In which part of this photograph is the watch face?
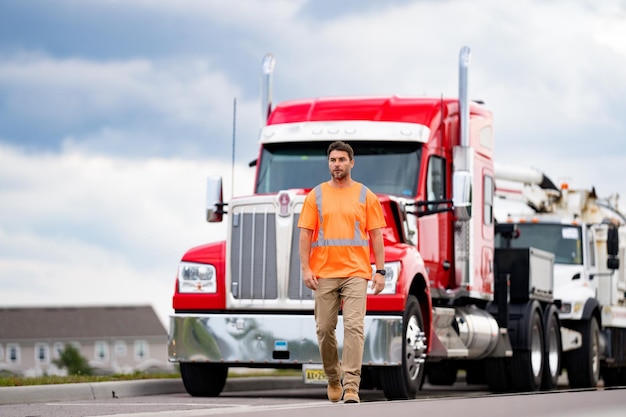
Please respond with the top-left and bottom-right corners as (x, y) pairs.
(377, 269), (386, 276)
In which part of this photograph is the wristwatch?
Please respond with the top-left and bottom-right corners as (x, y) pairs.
(375, 269), (386, 276)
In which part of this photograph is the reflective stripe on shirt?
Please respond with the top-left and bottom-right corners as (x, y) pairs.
(311, 183), (370, 248)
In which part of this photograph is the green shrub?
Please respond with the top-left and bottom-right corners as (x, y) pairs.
(53, 344), (93, 376)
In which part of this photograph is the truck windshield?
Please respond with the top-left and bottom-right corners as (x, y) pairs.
(255, 141), (422, 197)
(495, 223), (583, 265)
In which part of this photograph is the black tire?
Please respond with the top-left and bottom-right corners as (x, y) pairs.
(379, 295), (427, 399)
(564, 317), (601, 388)
(464, 361), (487, 385)
(359, 366), (379, 389)
(427, 361), (458, 386)
(541, 305), (562, 390)
(485, 357), (511, 393)
(180, 362), (228, 397)
(602, 367), (626, 387)
(510, 302), (544, 392)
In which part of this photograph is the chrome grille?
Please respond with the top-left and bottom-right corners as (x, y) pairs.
(230, 211), (278, 299)
(229, 201), (313, 302)
(288, 213), (314, 300)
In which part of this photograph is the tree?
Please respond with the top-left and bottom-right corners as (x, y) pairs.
(53, 344), (93, 376)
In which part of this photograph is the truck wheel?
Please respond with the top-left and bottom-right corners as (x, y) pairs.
(541, 305), (562, 390)
(426, 361), (458, 386)
(180, 362), (228, 397)
(379, 295), (426, 399)
(602, 367), (626, 387)
(464, 361), (487, 385)
(359, 366), (379, 389)
(484, 357), (511, 393)
(511, 302), (544, 392)
(564, 316), (600, 388)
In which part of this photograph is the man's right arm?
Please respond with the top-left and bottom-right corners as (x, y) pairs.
(299, 228), (318, 290)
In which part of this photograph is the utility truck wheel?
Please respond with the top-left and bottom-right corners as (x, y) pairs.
(511, 302), (544, 392)
(565, 317), (601, 388)
(541, 305), (562, 390)
(379, 295), (426, 399)
(180, 362), (228, 397)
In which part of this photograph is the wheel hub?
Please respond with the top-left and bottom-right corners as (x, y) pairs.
(405, 315), (427, 380)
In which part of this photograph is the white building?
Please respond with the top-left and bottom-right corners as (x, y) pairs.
(0, 305), (172, 377)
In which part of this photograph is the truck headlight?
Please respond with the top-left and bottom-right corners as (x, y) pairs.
(178, 262), (217, 293)
(368, 262), (400, 295)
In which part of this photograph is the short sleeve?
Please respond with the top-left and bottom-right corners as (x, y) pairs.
(298, 189), (318, 230)
(365, 190), (386, 231)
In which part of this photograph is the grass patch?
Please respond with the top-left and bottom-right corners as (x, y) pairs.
(0, 368), (301, 387)
(0, 372), (180, 387)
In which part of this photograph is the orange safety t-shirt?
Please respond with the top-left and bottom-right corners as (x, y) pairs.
(298, 181), (386, 279)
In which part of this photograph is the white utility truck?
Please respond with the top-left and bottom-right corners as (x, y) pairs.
(494, 164), (626, 387)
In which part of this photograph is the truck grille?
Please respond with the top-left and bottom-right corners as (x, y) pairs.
(288, 214), (313, 299)
(229, 203), (313, 302)
(231, 212), (279, 299)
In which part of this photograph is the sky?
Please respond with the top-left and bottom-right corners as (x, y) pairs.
(1, 0), (625, 327)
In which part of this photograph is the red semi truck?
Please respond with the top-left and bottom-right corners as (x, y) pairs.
(168, 47), (563, 399)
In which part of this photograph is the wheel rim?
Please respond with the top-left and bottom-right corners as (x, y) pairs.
(531, 321), (543, 377)
(405, 315), (427, 380)
(591, 325), (600, 378)
(546, 323), (560, 377)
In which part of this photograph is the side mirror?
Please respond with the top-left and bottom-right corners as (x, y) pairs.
(453, 171), (472, 221)
(607, 222), (620, 270)
(206, 176), (225, 223)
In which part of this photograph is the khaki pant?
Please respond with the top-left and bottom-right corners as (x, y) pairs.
(314, 277), (368, 392)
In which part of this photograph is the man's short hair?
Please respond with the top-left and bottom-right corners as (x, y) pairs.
(327, 141), (354, 161)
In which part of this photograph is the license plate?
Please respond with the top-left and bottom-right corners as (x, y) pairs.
(303, 364), (328, 384)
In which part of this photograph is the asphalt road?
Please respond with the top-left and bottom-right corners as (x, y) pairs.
(1, 377), (625, 417)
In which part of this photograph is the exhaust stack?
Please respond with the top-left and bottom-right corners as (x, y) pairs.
(261, 53), (276, 125)
(452, 46), (474, 289)
(458, 46), (470, 147)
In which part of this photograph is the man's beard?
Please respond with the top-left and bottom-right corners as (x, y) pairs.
(332, 170), (347, 179)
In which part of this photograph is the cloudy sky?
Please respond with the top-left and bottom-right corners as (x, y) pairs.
(1, 0), (625, 327)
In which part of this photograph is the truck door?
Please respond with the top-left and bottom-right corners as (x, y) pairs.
(419, 155), (453, 290)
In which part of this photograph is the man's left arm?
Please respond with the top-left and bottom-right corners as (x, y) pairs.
(370, 228), (385, 295)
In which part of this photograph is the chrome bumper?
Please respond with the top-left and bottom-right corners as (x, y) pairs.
(168, 313), (403, 365)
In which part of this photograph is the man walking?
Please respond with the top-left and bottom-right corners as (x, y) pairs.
(298, 140), (387, 404)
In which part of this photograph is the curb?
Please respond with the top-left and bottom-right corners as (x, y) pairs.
(0, 376), (310, 405)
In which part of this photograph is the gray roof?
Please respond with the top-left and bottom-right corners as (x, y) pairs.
(0, 305), (167, 341)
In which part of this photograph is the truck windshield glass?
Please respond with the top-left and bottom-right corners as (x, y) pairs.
(495, 223), (583, 265)
(255, 141), (422, 197)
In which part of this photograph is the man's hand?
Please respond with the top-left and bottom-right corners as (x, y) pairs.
(371, 273), (385, 295)
(302, 269), (319, 291)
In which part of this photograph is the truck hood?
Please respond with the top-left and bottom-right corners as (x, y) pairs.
(181, 241), (225, 264)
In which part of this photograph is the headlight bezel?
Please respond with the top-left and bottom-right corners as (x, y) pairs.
(177, 262), (217, 294)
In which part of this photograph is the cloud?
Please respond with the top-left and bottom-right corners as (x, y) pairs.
(0, 52), (263, 159)
(1, 0), (626, 328)
(0, 145), (255, 325)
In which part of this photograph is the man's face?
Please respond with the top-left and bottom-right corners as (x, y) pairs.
(328, 150), (354, 180)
